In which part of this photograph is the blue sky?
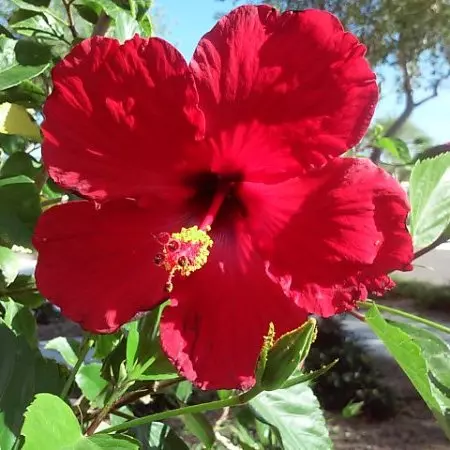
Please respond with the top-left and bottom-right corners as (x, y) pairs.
(154, 0), (450, 144)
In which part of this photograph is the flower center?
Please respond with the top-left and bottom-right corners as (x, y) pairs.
(154, 226), (213, 292)
(154, 184), (230, 293)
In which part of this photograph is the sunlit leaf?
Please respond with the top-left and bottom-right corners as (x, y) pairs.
(1, 299), (37, 347)
(376, 137), (411, 163)
(250, 382), (332, 450)
(0, 246), (20, 288)
(22, 394), (139, 449)
(366, 303), (450, 438)
(112, 11), (141, 43)
(409, 153), (450, 250)
(45, 336), (78, 366)
(0, 37), (48, 91)
(76, 363), (108, 407)
(0, 103), (41, 141)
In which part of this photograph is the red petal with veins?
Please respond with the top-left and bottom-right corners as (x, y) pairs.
(191, 6), (378, 169)
(33, 200), (180, 332)
(264, 158), (413, 317)
(43, 36), (204, 201)
(160, 250), (308, 390)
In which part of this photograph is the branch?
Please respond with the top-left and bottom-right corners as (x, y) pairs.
(34, 166), (48, 193)
(92, 12), (111, 37)
(62, 0), (78, 39)
(414, 233), (449, 260)
(370, 55), (426, 164)
(414, 143), (450, 163)
(414, 71), (450, 107)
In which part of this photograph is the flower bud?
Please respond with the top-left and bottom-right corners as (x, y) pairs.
(259, 318), (317, 391)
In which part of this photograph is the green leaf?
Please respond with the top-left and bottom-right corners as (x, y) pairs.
(21, 0), (50, 8)
(101, 336), (128, 385)
(0, 246), (20, 287)
(181, 413), (215, 449)
(0, 80), (45, 109)
(0, 103), (41, 141)
(74, 2), (101, 24)
(234, 407), (272, 449)
(260, 318), (317, 390)
(174, 381), (192, 403)
(365, 303), (450, 437)
(342, 400), (364, 418)
(21, 393), (81, 450)
(282, 360), (339, 389)
(9, 9), (40, 25)
(14, 40), (52, 66)
(1, 299), (37, 347)
(76, 363), (108, 407)
(94, 332), (122, 359)
(0, 37), (49, 91)
(127, 302), (178, 381)
(409, 153), (450, 250)
(0, 133), (27, 155)
(143, 422), (189, 450)
(91, 0), (128, 20)
(0, 175), (41, 247)
(376, 137), (411, 163)
(112, 11), (141, 43)
(135, 0), (151, 20)
(86, 434), (140, 449)
(22, 394), (139, 449)
(250, 382), (332, 450)
(0, 24), (15, 39)
(1, 152), (41, 180)
(0, 325), (65, 449)
(45, 338), (108, 406)
(126, 320), (139, 372)
(5, 274), (43, 308)
(10, 0), (51, 13)
(139, 14), (152, 36)
(45, 336), (78, 366)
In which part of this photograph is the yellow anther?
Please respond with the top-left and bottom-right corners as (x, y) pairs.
(156, 226), (213, 281)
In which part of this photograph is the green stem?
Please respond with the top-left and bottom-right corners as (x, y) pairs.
(41, 197), (64, 207)
(85, 382), (133, 435)
(99, 387), (262, 435)
(358, 301), (450, 335)
(110, 410), (136, 421)
(34, 166), (48, 193)
(60, 334), (92, 399)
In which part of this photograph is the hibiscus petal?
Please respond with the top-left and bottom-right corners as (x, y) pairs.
(191, 6), (377, 168)
(33, 200), (176, 332)
(43, 36), (205, 201)
(160, 251), (308, 390)
(266, 158), (413, 317)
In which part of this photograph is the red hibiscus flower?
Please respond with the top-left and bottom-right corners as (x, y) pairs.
(33, 6), (413, 389)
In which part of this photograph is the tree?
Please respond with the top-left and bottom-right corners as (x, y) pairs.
(218, 0), (450, 163)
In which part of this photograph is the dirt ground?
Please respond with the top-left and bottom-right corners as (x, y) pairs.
(327, 358), (449, 450)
